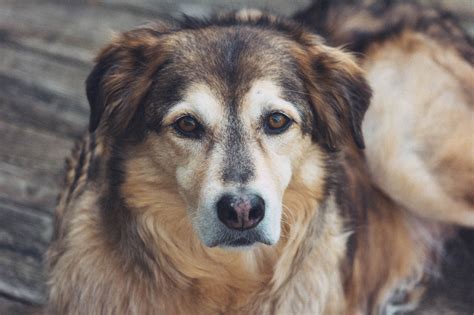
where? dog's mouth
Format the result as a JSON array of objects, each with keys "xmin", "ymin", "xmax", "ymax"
[
  {"xmin": 207, "ymin": 231, "xmax": 273, "ymax": 248},
  {"xmin": 225, "ymin": 237, "xmax": 255, "ymax": 247}
]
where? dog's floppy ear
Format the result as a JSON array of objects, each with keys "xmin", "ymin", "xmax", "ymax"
[
  {"xmin": 295, "ymin": 43, "xmax": 372, "ymax": 151},
  {"xmin": 86, "ymin": 26, "xmax": 169, "ymax": 135}
]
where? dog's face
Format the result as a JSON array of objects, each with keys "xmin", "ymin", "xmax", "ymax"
[{"xmin": 86, "ymin": 14, "xmax": 371, "ymax": 249}]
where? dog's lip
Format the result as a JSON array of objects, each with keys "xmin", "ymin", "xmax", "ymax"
[
  {"xmin": 202, "ymin": 225, "xmax": 275, "ymax": 248},
  {"xmin": 226, "ymin": 237, "xmax": 255, "ymax": 247},
  {"xmin": 207, "ymin": 237, "xmax": 256, "ymax": 248},
  {"xmin": 208, "ymin": 236, "xmax": 273, "ymax": 248}
]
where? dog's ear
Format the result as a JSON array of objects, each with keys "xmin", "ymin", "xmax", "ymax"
[
  {"xmin": 86, "ymin": 26, "xmax": 169, "ymax": 135},
  {"xmin": 295, "ymin": 43, "xmax": 372, "ymax": 151}
]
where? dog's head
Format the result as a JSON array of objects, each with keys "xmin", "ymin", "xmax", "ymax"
[{"xmin": 87, "ymin": 12, "xmax": 371, "ymax": 249}]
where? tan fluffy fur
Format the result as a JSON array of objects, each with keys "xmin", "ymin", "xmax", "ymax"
[{"xmin": 362, "ymin": 31, "xmax": 474, "ymax": 226}]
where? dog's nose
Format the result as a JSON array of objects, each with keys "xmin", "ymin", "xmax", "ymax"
[{"xmin": 217, "ymin": 194, "xmax": 265, "ymax": 231}]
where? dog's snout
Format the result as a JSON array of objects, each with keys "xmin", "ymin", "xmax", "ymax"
[{"xmin": 217, "ymin": 194, "xmax": 265, "ymax": 231}]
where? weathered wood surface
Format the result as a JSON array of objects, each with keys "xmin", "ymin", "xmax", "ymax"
[{"xmin": 0, "ymin": 0, "xmax": 472, "ymax": 314}]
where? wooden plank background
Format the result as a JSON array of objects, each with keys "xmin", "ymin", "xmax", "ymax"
[{"xmin": 0, "ymin": 0, "xmax": 472, "ymax": 314}]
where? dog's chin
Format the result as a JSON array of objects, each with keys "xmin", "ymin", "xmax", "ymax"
[
  {"xmin": 219, "ymin": 237, "xmax": 273, "ymax": 250},
  {"xmin": 217, "ymin": 239, "xmax": 258, "ymax": 251}
]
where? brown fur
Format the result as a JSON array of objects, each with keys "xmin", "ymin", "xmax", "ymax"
[{"xmin": 46, "ymin": 7, "xmax": 468, "ymax": 315}]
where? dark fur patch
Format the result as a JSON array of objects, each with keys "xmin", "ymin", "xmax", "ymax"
[
  {"xmin": 278, "ymin": 75, "xmax": 314, "ymax": 137},
  {"xmin": 86, "ymin": 28, "xmax": 169, "ymax": 136},
  {"xmin": 221, "ymin": 107, "xmax": 255, "ymax": 184},
  {"xmin": 295, "ymin": 48, "xmax": 372, "ymax": 151},
  {"xmin": 99, "ymin": 137, "xmax": 155, "ymax": 275}
]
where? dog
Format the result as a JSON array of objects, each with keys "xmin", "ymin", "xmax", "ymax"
[
  {"xmin": 295, "ymin": 0, "xmax": 474, "ymax": 228},
  {"xmin": 46, "ymin": 3, "xmax": 473, "ymax": 315}
]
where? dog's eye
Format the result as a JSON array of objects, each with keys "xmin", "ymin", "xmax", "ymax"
[
  {"xmin": 173, "ymin": 115, "xmax": 203, "ymax": 138},
  {"xmin": 264, "ymin": 112, "xmax": 292, "ymax": 134}
]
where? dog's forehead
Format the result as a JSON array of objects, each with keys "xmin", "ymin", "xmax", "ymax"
[
  {"xmin": 175, "ymin": 27, "xmax": 293, "ymax": 72},
  {"xmin": 145, "ymin": 26, "xmax": 309, "ymax": 126},
  {"xmin": 169, "ymin": 27, "xmax": 301, "ymax": 99}
]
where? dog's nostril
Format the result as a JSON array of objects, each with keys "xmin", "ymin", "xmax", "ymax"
[
  {"xmin": 249, "ymin": 205, "xmax": 263, "ymax": 221},
  {"xmin": 217, "ymin": 194, "xmax": 265, "ymax": 231},
  {"xmin": 224, "ymin": 205, "xmax": 238, "ymax": 222}
]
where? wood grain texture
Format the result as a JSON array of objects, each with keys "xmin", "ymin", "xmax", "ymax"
[
  {"xmin": 0, "ymin": 0, "xmax": 472, "ymax": 313},
  {"xmin": 0, "ymin": 200, "xmax": 51, "ymax": 305},
  {"xmin": 0, "ymin": 295, "xmax": 39, "ymax": 315}
]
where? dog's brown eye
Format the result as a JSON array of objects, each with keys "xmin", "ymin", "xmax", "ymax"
[
  {"xmin": 265, "ymin": 112, "xmax": 292, "ymax": 134},
  {"xmin": 173, "ymin": 116, "xmax": 203, "ymax": 138},
  {"xmin": 177, "ymin": 116, "xmax": 197, "ymax": 132}
]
